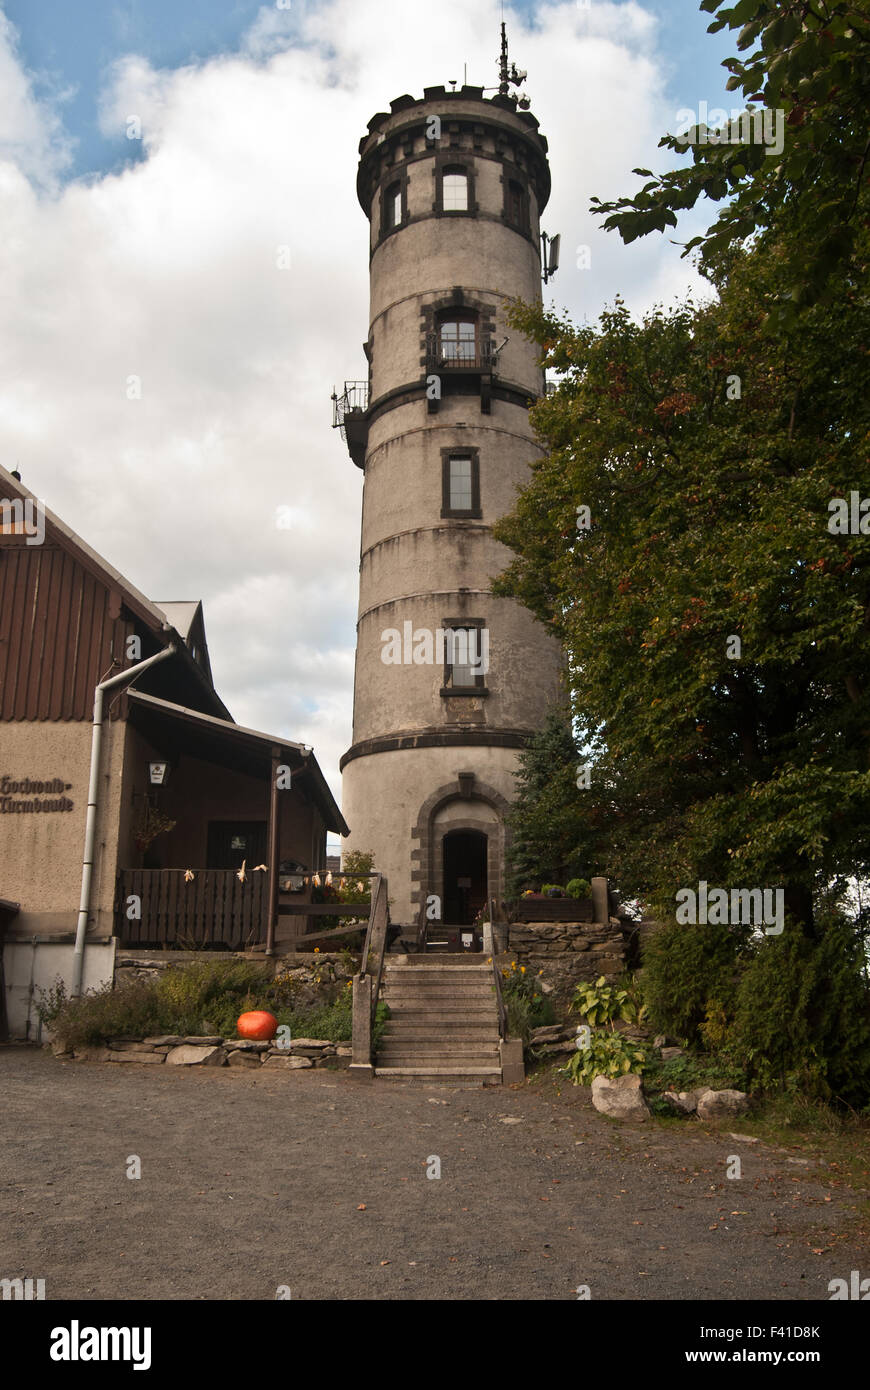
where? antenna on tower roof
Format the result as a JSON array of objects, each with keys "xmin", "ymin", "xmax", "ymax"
[
  {"xmin": 497, "ymin": 19, "xmax": 530, "ymax": 105},
  {"xmin": 498, "ymin": 20, "xmax": 509, "ymax": 97}
]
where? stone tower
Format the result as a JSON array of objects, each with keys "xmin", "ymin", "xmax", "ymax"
[{"xmin": 336, "ymin": 60, "xmax": 563, "ymax": 932}]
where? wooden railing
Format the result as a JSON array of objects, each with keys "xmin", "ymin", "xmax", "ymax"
[
  {"xmin": 416, "ymin": 897, "xmax": 428, "ymax": 954},
  {"xmin": 351, "ymin": 875, "xmax": 390, "ymax": 1073},
  {"xmin": 488, "ymin": 896, "xmax": 508, "ymax": 1040},
  {"xmin": 115, "ymin": 869, "xmax": 268, "ymax": 951}
]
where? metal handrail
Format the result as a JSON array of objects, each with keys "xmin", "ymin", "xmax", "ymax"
[
  {"xmin": 425, "ymin": 333, "xmax": 495, "ymax": 372},
  {"xmin": 331, "ymin": 381, "xmax": 370, "ymax": 435},
  {"xmin": 361, "ymin": 876, "xmax": 390, "ymax": 1029}
]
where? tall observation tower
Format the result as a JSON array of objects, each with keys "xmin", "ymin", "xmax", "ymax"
[{"xmin": 334, "ymin": 30, "xmax": 563, "ymax": 934}]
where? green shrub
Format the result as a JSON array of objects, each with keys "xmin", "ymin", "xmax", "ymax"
[
  {"xmin": 499, "ymin": 961, "xmax": 555, "ymax": 1045},
  {"xmin": 725, "ymin": 917, "xmax": 870, "ymax": 1105},
  {"xmin": 36, "ymin": 977, "xmax": 174, "ymax": 1049},
  {"xmin": 641, "ymin": 919, "xmax": 742, "ymax": 1045},
  {"xmin": 560, "ymin": 1030, "xmax": 648, "ymax": 1085},
  {"xmin": 558, "ymin": 973, "xmax": 649, "ymax": 1085},
  {"xmin": 566, "ymin": 878, "xmax": 591, "ymax": 899}
]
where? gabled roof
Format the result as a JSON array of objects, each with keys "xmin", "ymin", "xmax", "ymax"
[
  {"xmin": 154, "ymin": 601, "xmax": 200, "ymax": 640},
  {"xmin": 127, "ymin": 690, "xmax": 349, "ymax": 836}
]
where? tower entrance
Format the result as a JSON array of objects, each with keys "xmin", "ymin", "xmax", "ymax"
[{"xmin": 443, "ymin": 829, "xmax": 487, "ymax": 926}]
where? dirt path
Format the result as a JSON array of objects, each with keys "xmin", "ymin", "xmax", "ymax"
[{"xmin": 0, "ymin": 1047, "xmax": 864, "ymax": 1301}]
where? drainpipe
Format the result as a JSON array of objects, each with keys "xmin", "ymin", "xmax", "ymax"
[{"xmin": 71, "ymin": 644, "xmax": 176, "ymax": 997}]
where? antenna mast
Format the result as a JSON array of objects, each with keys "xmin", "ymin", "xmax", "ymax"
[{"xmin": 498, "ymin": 21, "xmax": 509, "ymax": 96}]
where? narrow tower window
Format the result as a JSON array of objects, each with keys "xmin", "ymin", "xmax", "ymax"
[
  {"xmin": 442, "ymin": 450, "xmax": 481, "ymax": 518},
  {"xmin": 441, "ymin": 620, "xmax": 488, "ymax": 694},
  {"xmin": 506, "ymin": 178, "xmax": 529, "ymax": 232},
  {"xmin": 442, "ymin": 169, "xmax": 468, "ymax": 211},
  {"xmin": 384, "ymin": 181, "xmax": 403, "ymax": 230}
]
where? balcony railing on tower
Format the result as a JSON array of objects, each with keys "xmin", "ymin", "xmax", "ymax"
[
  {"xmin": 331, "ymin": 380, "xmax": 370, "ymax": 469},
  {"xmin": 425, "ymin": 334, "xmax": 496, "ymax": 374}
]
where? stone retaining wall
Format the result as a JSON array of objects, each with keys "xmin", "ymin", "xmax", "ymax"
[
  {"xmin": 51, "ymin": 1034, "xmax": 350, "ymax": 1070},
  {"xmin": 503, "ymin": 918, "xmax": 627, "ymax": 1014}
]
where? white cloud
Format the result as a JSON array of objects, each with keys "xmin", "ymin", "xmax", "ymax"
[
  {"xmin": 0, "ymin": 0, "xmax": 711, "ymax": 807},
  {"xmin": 0, "ymin": 11, "xmax": 74, "ymax": 188}
]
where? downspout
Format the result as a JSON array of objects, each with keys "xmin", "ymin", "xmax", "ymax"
[{"xmin": 71, "ymin": 643, "xmax": 176, "ymax": 997}]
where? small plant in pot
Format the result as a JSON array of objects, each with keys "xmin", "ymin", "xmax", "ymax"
[{"xmin": 542, "ymin": 883, "xmax": 565, "ymax": 898}]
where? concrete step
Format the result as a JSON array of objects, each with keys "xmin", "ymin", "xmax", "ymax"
[
  {"xmin": 383, "ymin": 984, "xmax": 495, "ymax": 997},
  {"xmin": 384, "ymin": 1005, "xmax": 497, "ymax": 1016},
  {"xmin": 381, "ymin": 1027, "xmax": 499, "ymax": 1041},
  {"xmin": 373, "ymin": 1065, "xmax": 502, "ymax": 1079},
  {"xmin": 379, "ymin": 1041, "xmax": 501, "ymax": 1056},
  {"xmin": 386, "ymin": 963, "xmax": 491, "ymax": 974}
]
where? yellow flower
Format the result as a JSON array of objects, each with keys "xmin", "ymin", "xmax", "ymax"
[
  {"xmin": 520, "ymin": 966, "xmax": 526, "ymax": 974},
  {"xmin": 538, "ymin": 970, "xmax": 544, "ymax": 976},
  {"xmin": 314, "ymin": 947, "xmax": 320, "ymax": 953}
]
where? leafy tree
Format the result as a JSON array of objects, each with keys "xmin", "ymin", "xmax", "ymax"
[
  {"xmin": 505, "ymin": 711, "xmax": 596, "ymax": 895},
  {"xmin": 494, "ymin": 222, "xmax": 870, "ymax": 936},
  {"xmin": 592, "ymin": 0, "xmax": 870, "ymax": 325}
]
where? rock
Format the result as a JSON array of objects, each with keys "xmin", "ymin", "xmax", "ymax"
[
  {"xmin": 107, "ymin": 1050, "xmax": 165, "ymax": 1063},
  {"xmin": 106, "ymin": 1041, "xmax": 157, "ymax": 1052},
  {"xmin": 696, "ymin": 1088, "xmax": 749, "ymax": 1120},
  {"xmin": 165, "ymin": 1045, "xmax": 226, "ymax": 1066},
  {"xmin": 290, "ymin": 1038, "xmax": 333, "ymax": 1049},
  {"xmin": 591, "ymin": 1073, "xmax": 650, "ymax": 1122},
  {"xmin": 336, "ymin": 1047, "xmax": 353, "ymax": 1057},
  {"xmin": 227, "ymin": 1050, "xmax": 261, "ymax": 1067},
  {"xmin": 261, "ymin": 1055, "xmax": 312, "ymax": 1069},
  {"xmin": 179, "ymin": 1036, "xmax": 224, "ymax": 1046},
  {"xmin": 659, "ymin": 1089, "xmax": 702, "ymax": 1114},
  {"xmin": 143, "ymin": 1036, "xmax": 185, "ymax": 1046},
  {"xmin": 223, "ymin": 1039, "xmax": 270, "ymax": 1052},
  {"xmin": 537, "ymin": 1040, "xmax": 577, "ymax": 1055},
  {"xmin": 529, "ymin": 1025, "xmax": 573, "ymax": 1043},
  {"xmin": 659, "ymin": 1047, "xmax": 685, "ymax": 1061},
  {"xmin": 50, "ymin": 1039, "xmax": 72, "ymax": 1057},
  {"xmin": 72, "ymin": 1046, "xmax": 113, "ymax": 1063},
  {"xmin": 728, "ymin": 1133, "xmax": 759, "ymax": 1143}
]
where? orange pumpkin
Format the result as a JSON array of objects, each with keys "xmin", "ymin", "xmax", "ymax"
[{"xmin": 236, "ymin": 1010, "xmax": 278, "ymax": 1041}]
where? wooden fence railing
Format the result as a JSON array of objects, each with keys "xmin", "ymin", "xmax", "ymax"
[
  {"xmin": 351, "ymin": 875, "xmax": 390, "ymax": 1075},
  {"xmin": 115, "ymin": 869, "xmax": 268, "ymax": 951}
]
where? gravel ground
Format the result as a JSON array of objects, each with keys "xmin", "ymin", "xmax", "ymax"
[{"xmin": 0, "ymin": 1046, "xmax": 865, "ymax": 1301}]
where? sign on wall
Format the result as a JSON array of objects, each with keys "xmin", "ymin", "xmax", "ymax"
[{"xmin": 0, "ymin": 776, "xmax": 74, "ymax": 814}]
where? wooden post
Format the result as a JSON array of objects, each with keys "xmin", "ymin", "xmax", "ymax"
[
  {"xmin": 349, "ymin": 973, "xmax": 374, "ymax": 1080},
  {"xmin": 265, "ymin": 747, "xmax": 280, "ymax": 956}
]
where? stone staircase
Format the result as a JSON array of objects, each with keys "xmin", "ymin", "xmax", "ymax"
[{"xmin": 375, "ymin": 957, "xmax": 503, "ymax": 1084}]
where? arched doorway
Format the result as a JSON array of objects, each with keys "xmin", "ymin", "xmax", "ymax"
[{"xmin": 443, "ymin": 829, "xmax": 488, "ymax": 925}]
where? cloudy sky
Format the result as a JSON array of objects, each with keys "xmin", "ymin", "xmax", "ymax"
[{"xmin": 0, "ymin": 0, "xmax": 735, "ymax": 834}]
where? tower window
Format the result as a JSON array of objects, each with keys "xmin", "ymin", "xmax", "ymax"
[
  {"xmin": 505, "ymin": 177, "xmax": 529, "ymax": 232},
  {"xmin": 384, "ymin": 181, "xmax": 403, "ymax": 231},
  {"xmin": 434, "ymin": 158, "xmax": 476, "ymax": 216},
  {"xmin": 440, "ymin": 619, "xmax": 489, "ymax": 695},
  {"xmin": 442, "ymin": 449, "xmax": 481, "ymax": 518},
  {"xmin": 439, "ymin": 317, "xmax": 477, "ymax": 363},
  {"xmin": 442, "ymin": 169, "xmax": 468, "ymax": 211}
]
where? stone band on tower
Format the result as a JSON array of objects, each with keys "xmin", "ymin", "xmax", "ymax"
[{"xmin": 336, "ymin": 73, "xmax": 563, "ymax": 930}]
